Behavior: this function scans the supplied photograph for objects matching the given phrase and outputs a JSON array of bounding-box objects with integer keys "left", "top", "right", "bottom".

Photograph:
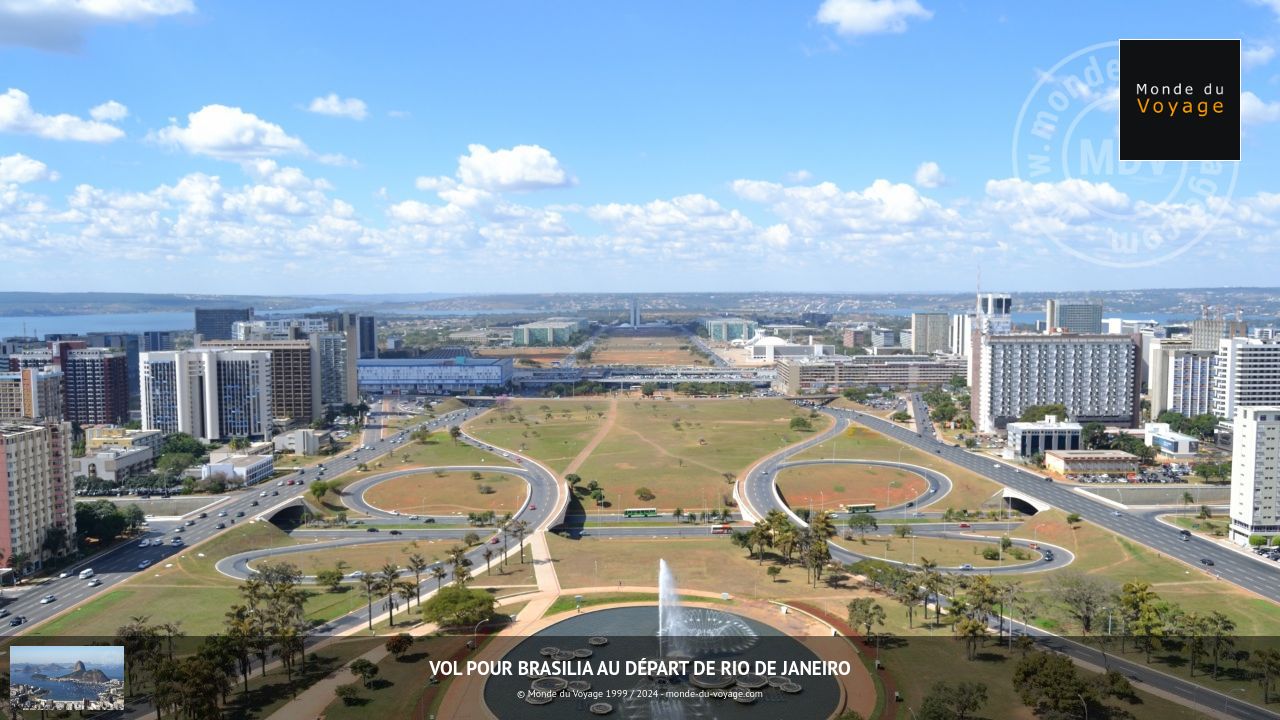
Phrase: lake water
[
  {"left": 0, "top": 311, "right": 194, "bottom": 338},
  {"left": 11, "top": 667, "right": 123, "bottom": 703}
]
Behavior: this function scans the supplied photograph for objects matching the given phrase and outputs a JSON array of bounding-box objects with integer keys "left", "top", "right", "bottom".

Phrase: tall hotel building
[
  {"left": 141, "top": 349, "right": 273, "bottom": 442},
  {"left": 0, "top": 368, "right": 63, "bottom": 421},
  {"left": 1213, "top": 338, "right": 1280, "bottom": 425},
  {"left": 971, "top": 333, "right": 1140, "bottom": 432},
  {"left": 1147, "top": 338, "right": 1215, "bottom": 418},
  {"left": 1229, "top": 407, "right": 1280, "bottom": 545},
  {"left": 0, "top": 422, "right": 75, "bottom": 572}
]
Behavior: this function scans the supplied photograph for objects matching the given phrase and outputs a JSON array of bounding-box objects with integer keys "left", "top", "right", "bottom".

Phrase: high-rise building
[
  {"left": 200, "top": 339, "right": 319, "bottom": 426},
  {"left": 312, "top": 331, "right": 349, "bottom": 407},
  {"left": 949, "top": 313, "right": 973, "bottom": 357},
  {"left": 358, "top": 315, "right": 377, "bottom": 359},
  {"left": 305, "top": 312, "right": 360, "bottom": 404},
  {"left": 1229, "top": 406, "right": 1280, "bottom": 545},
  {"left": 1147, "top": 339, "right": 1215, "bottom": 419},
  {"left": 910, "top": 313, "right": 950, "bottom": 355},
  {"left": 85, "top": 332, "right": 141, "bottom": 409},
  {"left": 195, "top": 307, "right": 254, "bottom": 341},
  {"left": 1191, "top": 317, "right": 1248, "bottom": 351},
  {"left": 142, "top": 330, "right": 175, "bottom": 352},
  {"left": 232, "top": 317, "right": 331, "bottom": 341},
  {"left": 62, "top": 347, "right": 129, "bottom": 425},
  {"left": 630, "top": 298, "right": 640, "bottom": 327},
  {"left": 969, "top": 292, "right": 1014, "bottom": 388},
  {"left": 141, "top": 349, "right": 273, "bottom": 442},
  {"left": 0, "top": 368, "right": 63, "bottom": 421},
  {"left": 1213, "top": 337, "right": 1280, "bottom": 423},
  {"left": 1045, "top": 300, "right": 1104, "bottom": 334},
  {"left": 870, "top": 329, "right": 898, "bottom": 348},
  {"left": 0, "top": 421, "right": 76, "bottom": 573},
  {"left": 972, "top": 333, "right": 1140, "bottom": 432}
]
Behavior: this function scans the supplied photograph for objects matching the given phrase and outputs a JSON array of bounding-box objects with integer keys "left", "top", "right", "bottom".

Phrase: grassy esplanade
[
  {"left": 471, "top": 397, "right": 829, "bottom": 511},
  {"left": 589, "top": 331, "right": 705, "bottom": 365}
]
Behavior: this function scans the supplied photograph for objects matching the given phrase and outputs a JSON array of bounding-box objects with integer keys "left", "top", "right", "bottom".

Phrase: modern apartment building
[
  {"left": 0, "top": 368, "right": 62, "bottom": 421},
  {"left": 201, "top": 339, "right": 319, "bottom": 426},
  {"left": 513, "top": 318, "right": 590, "bottom": 346},
  {"left": 910, "top": 313, "right": 950, "bottom": 355},
  {"left": 1045, "top": 300, "right": 1104, "bottom": 334},
  {"left": 1229, "top": 406, "right": 1280, "bottom": 545},
  {"left": 232, "top": 317, "right": 331, "bottom": 341},
  {"left": 972, "top": 333, "right": 1140, "bottom": 432},
  {"left": 194, "top": 307, "right": 254, "bottom": 341},
  {"left": 1213, "top": 337, "right": 1280, "bottom": 424},
  {"left": 61, "top": 347, "right": 129, "bottom": 425},
  {"left": 772, "top": 355, "right": 966, "bottom": 395},
  {"left": 0, "top": 422, "right": 75, "bottom": 573},
  {"left": 140, "top": 349, "right": 274, "bottom": 442},
  {"left": 1147, "top": 338, "right": 1215, "bottom": 418}
]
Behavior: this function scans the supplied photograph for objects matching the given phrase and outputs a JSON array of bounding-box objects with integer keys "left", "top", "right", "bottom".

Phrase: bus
[
  {"left": 710, "top": 524, "right": 733, "bottom": 535},
  {"left": 845, "top": 503, "right": 876, "bottom": 514},
  {"left": 623, "top": 507, "right": 658, "bottom": 518}
]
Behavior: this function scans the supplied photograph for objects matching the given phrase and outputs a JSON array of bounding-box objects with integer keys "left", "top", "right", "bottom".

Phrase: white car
[
  {"left": 137, "top": 560, "right": 152, "bottom": 570},
  {"left": 138, "top": 539, "right": 150, "bottom": 548},
  {"left": 39, "top": 595, "right": 56, "bottom": 604}
]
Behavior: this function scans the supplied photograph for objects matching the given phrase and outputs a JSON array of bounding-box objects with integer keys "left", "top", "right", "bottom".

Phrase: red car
[
  {"left": 489, "top": 537, "right": 501, "bottom": 544},
  {"left": 528, "top": 504, "right": 537, "bottom": 511},
  {"left": 958, "top": 523, "right": 971, "bottom": 529}
]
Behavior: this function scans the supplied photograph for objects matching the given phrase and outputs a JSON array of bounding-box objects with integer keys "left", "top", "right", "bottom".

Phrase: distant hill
[{"left": 57, "top": 661, "right": 109, "bottom": 684}]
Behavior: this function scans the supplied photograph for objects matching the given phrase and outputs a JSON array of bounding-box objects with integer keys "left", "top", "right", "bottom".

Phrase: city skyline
[{"left": 3, "top": 1, "right": 1280, "bottom": 293}]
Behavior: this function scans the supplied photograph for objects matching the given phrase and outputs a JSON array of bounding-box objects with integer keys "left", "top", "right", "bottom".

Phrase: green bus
[
  {"left": 845, "top": 503, "right": 876, "bottom": 514},
  {"left": 623, "top": 507, "right": 658, "bottom": 518}
]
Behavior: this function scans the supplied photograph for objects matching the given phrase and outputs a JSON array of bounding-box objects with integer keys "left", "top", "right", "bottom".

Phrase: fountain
[{"left": 483, "top": 558, "right": 841, "bottom": 719}]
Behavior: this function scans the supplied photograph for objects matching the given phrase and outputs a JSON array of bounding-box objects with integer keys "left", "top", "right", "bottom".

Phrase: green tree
[
  {"left": 385, "top": 632, "right": 415, "bottom": 660},
  {"left": 1081, "top": 422, "right": 1108, "bottom": 450},
  {"left": 766, "top": 565, "right": 782, "bottom": 582},
  {"left": 918, "top": 681, "right": 988, "bottom": 720},
  {"left": 1019, "top": 403, "right": 1069, "bottom": 422},
  {"left": 316, "top": 568, "right": 345, "bottom": 593},
  {"left": 635, "top": 486, "right": 656, "bottom": 502},
  {"left": 846, "top": 597, "right": 886, "bottom": 641},
  {"left": 349, "top": 658, "right": 379, "bottom": 688},
  {"left": 421, "top": 585, "right": 497, "bottom": 628},
  {"left": 335, "top": 683, "right": 361, "bottom": 705},
  {"left": 448, "top": 425, "right": 462, "bottom": 444},
  {"left": 789, "top": 416, "right": 813, "bottom": 431}
]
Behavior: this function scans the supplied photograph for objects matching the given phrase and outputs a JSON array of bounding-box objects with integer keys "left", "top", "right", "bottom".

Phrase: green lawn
[
  {"left": 467, "top": 399, "right": 610, "bottom": 474},
  {"left": 572, "top": 398, "right": 829, "bottom": 511},
  {"left": 545, "top": 592, "right": 731, "bottom": 616}
]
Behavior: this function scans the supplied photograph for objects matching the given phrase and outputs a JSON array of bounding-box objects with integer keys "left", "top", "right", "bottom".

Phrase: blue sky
[
  {"left": 10, "top": 644, "right": 123, "bottom": 666},
  {"left": 2, "top": 1, "right": 1279, "bottom": 294}
]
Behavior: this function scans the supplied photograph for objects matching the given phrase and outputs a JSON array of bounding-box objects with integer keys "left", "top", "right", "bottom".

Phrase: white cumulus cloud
[
  {"left": 1242, "top": 90, "right": 1280, "bottom": 126},
  {"left": 914, "top": 161, "right": 946, "bottom": 188},
  {"left": 0, "top": 0, "right": 195, "bottom": 52},
  {"left": 90, "top": 100, "right": 129, "bottom": 122},
  {"left": 1242, "top": 43, "right": 1275, "bottom": 70},
  {"left": 306, "top": 94, "right": 368, "bottom": 120},
  {"left": 457, "top": 144, "right": 574, "bottom": 192},
  {"left": 816, "top": 0, "right": 932, "bottom": 36},
  {"left": 152, "top": 105, "right": 308, "bottom": 159},
  {"left": 0, "top": 154, "right": 59, "bottom": 184},
  {"left": 0, "top": 88, "right": 125, "bottom": 142}
]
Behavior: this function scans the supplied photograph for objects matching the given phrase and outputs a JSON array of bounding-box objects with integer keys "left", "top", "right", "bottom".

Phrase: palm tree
[
  {"left": 482, "top": 547, "right": 495, "bottom": 575},
  {"left": 380, "top": 563, "right": 402, "bottom": 626},
  {"left": 430, "top": 564, "right": 447, "bottom": 591},
  {"left": 359, "top": 573, "right": 379, "bottom": 632},
  {"left": 395, "top": 580, "right": 417, "bottom": 619},
  {"left": 407, "top": 553, "right": 429, "bottom": 607},
  {"left": 508, "top": 520, "right": 530, "bottom": 564},
  {"left": 809, "top": 510, "right": 837, "bottom": 540},
  {"left": 895, "top": 574, "right": 926, "bottom": 629}
]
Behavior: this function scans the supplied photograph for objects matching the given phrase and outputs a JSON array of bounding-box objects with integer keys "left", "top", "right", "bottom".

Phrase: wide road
[
  {"left": 830, "top": 405, "right": 1280, "bottom": 599},
  {"left": 1, "top": 403, "right": 484, "bottom": 637}
]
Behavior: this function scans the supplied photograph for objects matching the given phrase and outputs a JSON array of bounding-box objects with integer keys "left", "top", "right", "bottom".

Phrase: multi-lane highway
[{"left": 1, "top": 403, "right": 486, "bottom": 637}]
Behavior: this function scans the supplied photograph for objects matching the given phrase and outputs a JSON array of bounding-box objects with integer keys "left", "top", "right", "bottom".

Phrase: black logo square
[{"left": 1120, "top": 39, "right": 1240, "bottom": 161}]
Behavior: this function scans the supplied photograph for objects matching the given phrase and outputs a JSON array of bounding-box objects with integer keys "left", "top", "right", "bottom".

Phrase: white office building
[
  {"left": 1212, "top": 338, "right": 1280, "bottom": 424},
  {"left": 358, "top": 357, "right": 513, "bottom": 394},
  {"left": 909, "top": 313, "right": 949, "bottom": 355},
  {"left": 949, "top": 313, "right": 973, "bottom": 358},
  {"left": 972, "top": 333, "right": 1139, "bottom": 432},
  {"left": 1045, "top": 300, "right": 1104, "bottom": 334},
  {"left": 1229, "top": 406, "right": 1280, "bottom": 545},
  {"left": 1147, "top": 338, "right": 1215, "bottom": 418},
  {"left": 140, "top": 349, "right": 274, "bottom": 442}
]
